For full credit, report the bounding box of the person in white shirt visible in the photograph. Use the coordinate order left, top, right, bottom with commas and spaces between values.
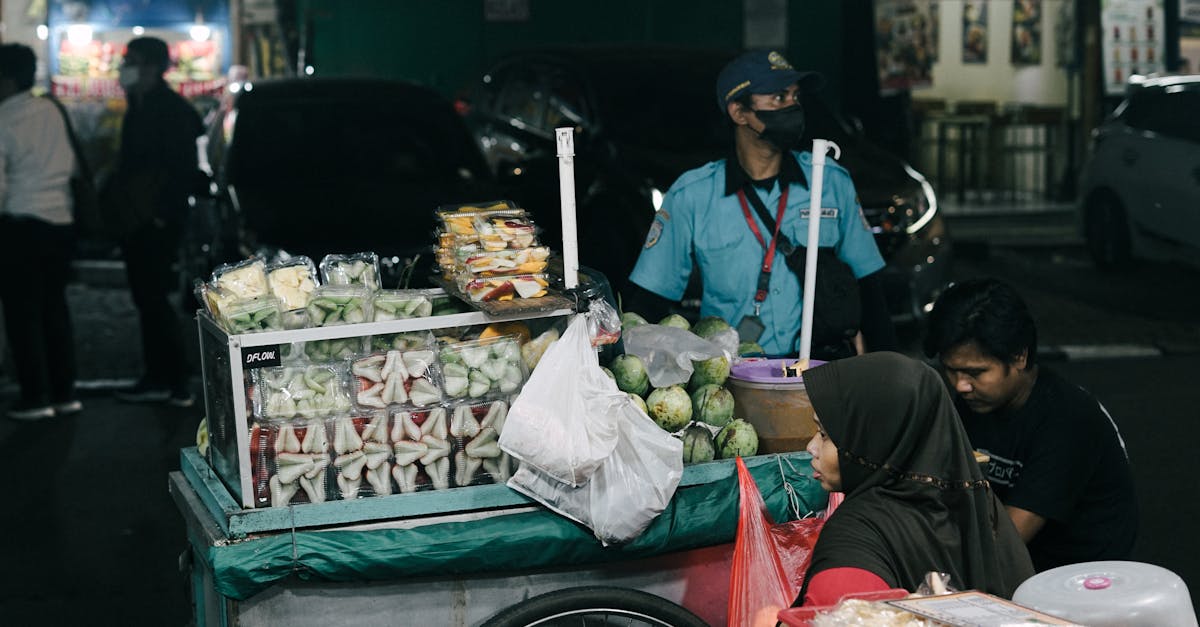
0, 44, 80, 420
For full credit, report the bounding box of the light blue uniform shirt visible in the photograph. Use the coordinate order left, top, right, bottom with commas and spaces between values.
629, 151, 885, 356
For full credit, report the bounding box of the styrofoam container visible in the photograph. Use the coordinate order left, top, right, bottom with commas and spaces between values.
1013, 560, 1198, 627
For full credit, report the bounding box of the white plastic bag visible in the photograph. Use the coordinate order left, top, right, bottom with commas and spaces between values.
623, 324, 729, 388
508, 395, 684, 545
500, 316, 622, 487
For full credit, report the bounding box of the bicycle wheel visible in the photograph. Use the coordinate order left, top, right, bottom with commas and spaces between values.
482, 586, 710, 627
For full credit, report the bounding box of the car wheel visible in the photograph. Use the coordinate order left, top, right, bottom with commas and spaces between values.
1084, 192, 1132, 271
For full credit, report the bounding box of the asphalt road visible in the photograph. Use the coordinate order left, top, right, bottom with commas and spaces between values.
0, 210, 1197, 623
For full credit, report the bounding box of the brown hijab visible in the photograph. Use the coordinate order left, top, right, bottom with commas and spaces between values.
798, 352, 1033, 600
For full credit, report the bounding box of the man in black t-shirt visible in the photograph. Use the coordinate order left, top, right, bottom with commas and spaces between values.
923, 278, 1137, 571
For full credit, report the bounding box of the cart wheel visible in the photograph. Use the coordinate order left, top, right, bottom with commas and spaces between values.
482, 586, 709, 627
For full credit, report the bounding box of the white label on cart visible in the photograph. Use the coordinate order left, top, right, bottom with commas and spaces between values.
242, 346, 282, 369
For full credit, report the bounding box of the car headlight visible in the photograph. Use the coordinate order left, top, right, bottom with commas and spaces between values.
880, 165, 938, 236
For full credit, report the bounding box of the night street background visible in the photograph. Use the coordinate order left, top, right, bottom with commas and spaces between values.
0, 204, 1198, 624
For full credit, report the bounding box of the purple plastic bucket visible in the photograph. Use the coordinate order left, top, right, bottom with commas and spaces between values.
729, 358, 827, 384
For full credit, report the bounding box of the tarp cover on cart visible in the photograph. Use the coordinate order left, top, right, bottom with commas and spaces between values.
202, 453, 825, 600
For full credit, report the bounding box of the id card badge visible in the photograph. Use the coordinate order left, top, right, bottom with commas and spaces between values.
737, 312, 766, 343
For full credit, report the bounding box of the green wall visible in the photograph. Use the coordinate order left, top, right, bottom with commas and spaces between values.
302, 0, 847, 102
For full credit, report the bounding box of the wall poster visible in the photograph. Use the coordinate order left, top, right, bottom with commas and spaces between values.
962, 0, 988, 64
1011, 0, 1043, 65
1101, 0, 1166, 95
874, 0, 938, 93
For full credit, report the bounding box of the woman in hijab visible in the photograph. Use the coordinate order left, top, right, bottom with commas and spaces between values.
796, 352, 1034, 606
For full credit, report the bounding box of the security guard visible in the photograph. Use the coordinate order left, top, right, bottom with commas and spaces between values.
627, 50, 895, 358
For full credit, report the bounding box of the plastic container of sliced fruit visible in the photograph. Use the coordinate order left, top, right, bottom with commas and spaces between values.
319, 252, 381, 291
266, 256, 319, 310
306, 285, 372, 326
371, 289, 440, 321
220, 296, 284, 335
459, 273, 551, 302
459, 246, 552, 277
438, 335, 527, 401
212, 257, 270, 300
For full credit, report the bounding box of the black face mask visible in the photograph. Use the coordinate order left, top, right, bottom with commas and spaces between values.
752, 104, 806, 151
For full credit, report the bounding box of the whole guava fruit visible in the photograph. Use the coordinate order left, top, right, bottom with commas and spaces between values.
620, 311, 649, 330
658, 314, 691, 331
715, 419, 760, 459
681, 424, 716, 464
629, 393, 649, 415
690, 384, 735, 427
646, 385, 693, 432
610, 353, 650, 396
738, 341, 766, 357
691, 315, 732, 340
689, 355, 730, 390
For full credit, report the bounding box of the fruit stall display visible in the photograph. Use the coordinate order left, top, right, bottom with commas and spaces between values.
197, 244, 574, 510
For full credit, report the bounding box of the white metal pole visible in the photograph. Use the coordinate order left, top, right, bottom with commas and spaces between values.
556, 127, 580, 289
798, 139, 841, 363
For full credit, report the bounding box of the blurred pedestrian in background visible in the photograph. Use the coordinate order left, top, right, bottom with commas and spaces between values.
106, 37, 203, 407
0, 44, 81, 421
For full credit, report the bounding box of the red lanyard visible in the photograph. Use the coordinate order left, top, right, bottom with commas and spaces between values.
736, 187, 789, 303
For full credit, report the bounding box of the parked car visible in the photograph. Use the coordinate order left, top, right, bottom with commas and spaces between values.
1079, 74, 1200, 270
463, 46, 950, 323
188, 77, 498, 293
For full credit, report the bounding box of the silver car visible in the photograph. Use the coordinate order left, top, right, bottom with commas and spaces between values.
1080, 74, 1200, 269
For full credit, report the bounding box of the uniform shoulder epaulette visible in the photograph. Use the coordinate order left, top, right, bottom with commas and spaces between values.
798, 150, 851, 180
669, 160, 723, 192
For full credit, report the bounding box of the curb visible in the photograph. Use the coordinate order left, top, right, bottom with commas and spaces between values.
1041, 344, 1165, 362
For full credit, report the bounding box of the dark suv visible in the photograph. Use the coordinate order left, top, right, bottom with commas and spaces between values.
464, 46, 950, 323
188, 77, 497, 290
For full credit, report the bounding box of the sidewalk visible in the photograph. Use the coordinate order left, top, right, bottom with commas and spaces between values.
940, 196, 1082, 248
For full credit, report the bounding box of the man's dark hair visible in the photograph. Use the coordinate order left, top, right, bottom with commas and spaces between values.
923, 278, 1038, 366
125, 37, 171, 72
0, 43, 37, 91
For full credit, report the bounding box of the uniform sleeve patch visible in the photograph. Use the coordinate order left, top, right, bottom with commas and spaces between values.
644, 220, 664, 249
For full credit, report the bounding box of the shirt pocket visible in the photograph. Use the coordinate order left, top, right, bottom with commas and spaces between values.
695, 225, 755, 307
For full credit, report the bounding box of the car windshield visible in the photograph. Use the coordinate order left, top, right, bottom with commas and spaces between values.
227, 96, 482, 185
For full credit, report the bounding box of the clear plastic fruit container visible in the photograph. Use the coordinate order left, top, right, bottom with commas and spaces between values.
459, 273, 551, 302
438, 335, 527, 400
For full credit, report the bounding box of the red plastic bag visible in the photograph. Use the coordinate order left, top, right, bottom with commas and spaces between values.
728, 457, 825, 627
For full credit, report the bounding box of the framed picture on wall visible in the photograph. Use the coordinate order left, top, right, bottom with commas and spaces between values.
1012, 0, 1044, 64
875, 0, 937, 93
962, 0, 988, 63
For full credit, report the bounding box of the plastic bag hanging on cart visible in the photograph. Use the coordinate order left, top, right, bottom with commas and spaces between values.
500, 316, 621, 487
507, 387, 684, 546
728, 457, 824, 625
